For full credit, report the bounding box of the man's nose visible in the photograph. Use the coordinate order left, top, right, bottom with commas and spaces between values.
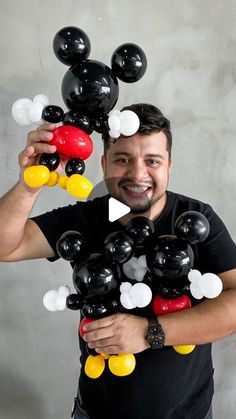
126, 160, 149, 180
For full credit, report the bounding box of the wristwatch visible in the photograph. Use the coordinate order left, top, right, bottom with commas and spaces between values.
145, 317, 165, 349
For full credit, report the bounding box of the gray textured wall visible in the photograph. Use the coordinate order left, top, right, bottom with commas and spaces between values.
0, 0, 236, 417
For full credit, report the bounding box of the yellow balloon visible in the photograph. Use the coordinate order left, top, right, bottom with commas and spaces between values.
45, 171, 59, 187
173, 345, 196, 355
58, 175, 68, 190
101, 353, 110, 359
23, 165, 50, 188
66, 174, 93, 199
108, 354, 136, 376
84, 355, 105, 379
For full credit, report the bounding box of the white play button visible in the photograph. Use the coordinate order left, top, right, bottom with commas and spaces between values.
108, 197, 131, 222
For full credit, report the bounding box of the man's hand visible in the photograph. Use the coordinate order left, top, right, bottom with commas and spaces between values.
18, 123, 57, 172
83, 313, 150, 354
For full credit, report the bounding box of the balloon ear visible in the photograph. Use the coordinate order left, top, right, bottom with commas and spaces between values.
53, 26, 91, 65
111, 43, 147, 83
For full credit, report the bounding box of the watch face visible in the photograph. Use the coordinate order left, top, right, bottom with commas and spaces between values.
147, 324, 165, 349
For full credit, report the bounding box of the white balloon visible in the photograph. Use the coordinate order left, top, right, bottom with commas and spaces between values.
120, 292, 135, 309
108, 114, 120, 131
201, 273, 223, 298
12, 98, 32, 125
139, 255, 147, 268
120, 282, 132, 293
109, 109, 120, 117
120, 110, 140, 136
123, 258, 137, 279
188, 269, 202, 283
33, 94, 49, 107
190, 282, 203, 300
56, 295, 67, 311
109, 129, 120, 139
43, 290, 58, 311
58, 285, 71, 297
134, 268, 147, 282
29, 102, 44, 123
131, 283, 152, 308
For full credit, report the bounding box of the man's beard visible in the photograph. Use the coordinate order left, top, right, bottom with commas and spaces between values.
105, 177, 159, 214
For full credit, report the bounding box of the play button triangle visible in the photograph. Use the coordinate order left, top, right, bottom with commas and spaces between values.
108, 197, 131, 222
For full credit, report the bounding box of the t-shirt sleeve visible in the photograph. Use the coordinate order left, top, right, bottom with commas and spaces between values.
197, 204, 236, 274
31, 203, 86, 261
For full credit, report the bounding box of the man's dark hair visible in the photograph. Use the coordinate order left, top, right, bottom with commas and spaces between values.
102, 103, 172, 156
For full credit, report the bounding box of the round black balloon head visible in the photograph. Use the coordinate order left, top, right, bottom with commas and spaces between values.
53, 26, 91, 65
63, 111, 93, 134
61, 60, 119, 115
56, 230, 88, 262
104, 231, 134, 263
39, 152, 60, 171
146, 235, 194, 279
175, 211, 210, 243
111, 43, 147, 83
125, 216, 154, 244
65, 158, 85, 177
73, 253, 120, 300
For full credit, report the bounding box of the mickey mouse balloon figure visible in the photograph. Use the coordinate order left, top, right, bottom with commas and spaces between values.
43, 211, 223, 379
12, 26, 147, 199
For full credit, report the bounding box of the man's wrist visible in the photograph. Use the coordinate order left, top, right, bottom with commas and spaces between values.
145, 317, 166, 349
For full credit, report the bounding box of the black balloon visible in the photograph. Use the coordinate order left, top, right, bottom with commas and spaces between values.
111, 43, 147, 83
39, 152, 60, 171
82, 299, 119, 319
73, 254, 120, 300
146, 235, 194, 279
42, 105, 64, 123
63, 111, 93, 134
65, 158, 85, 177
92, 114, 108, 134
56, 230, 88, 262
126, 217, 154, 244
104, 231, 134, 263
53, 26, 91, 66
175, 211, 210, 243
61, 60, 119, 115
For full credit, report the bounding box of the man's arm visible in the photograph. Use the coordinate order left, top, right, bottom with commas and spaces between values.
82, 269, 236, 354
0, 123, 57, 261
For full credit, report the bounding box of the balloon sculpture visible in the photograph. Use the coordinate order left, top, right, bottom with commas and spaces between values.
43, 211, 223, 378
12, 26, 147, 198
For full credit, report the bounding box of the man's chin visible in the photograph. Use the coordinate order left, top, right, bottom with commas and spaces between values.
129, 202, 152, 214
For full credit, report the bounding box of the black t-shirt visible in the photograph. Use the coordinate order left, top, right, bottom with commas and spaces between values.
32, 191, 236, 419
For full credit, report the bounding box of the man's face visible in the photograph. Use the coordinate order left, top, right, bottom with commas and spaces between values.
101, 132, 172, 214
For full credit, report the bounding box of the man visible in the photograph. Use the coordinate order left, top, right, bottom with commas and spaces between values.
0, 103, 236, 419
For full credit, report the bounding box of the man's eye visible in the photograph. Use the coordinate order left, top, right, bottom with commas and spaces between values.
146, 159, 159, 166
115, 158, 130, 165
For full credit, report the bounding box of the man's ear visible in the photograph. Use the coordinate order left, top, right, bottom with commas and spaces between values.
168, 158, 172, 173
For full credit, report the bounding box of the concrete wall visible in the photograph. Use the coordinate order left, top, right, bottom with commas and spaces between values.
0, 0, 236, 417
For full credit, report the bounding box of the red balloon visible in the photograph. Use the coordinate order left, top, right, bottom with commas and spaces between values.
49, 125, 93, 160
79, 317, 94, 338
152, 294, 191, 315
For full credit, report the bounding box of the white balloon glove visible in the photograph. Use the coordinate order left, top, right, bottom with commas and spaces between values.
120, 282, 152, 309
43, 285, 71, 312
12, 94, 49, 125
123, 255, 147, 281
188, 269, 223, 299
108, 109, 140, 139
